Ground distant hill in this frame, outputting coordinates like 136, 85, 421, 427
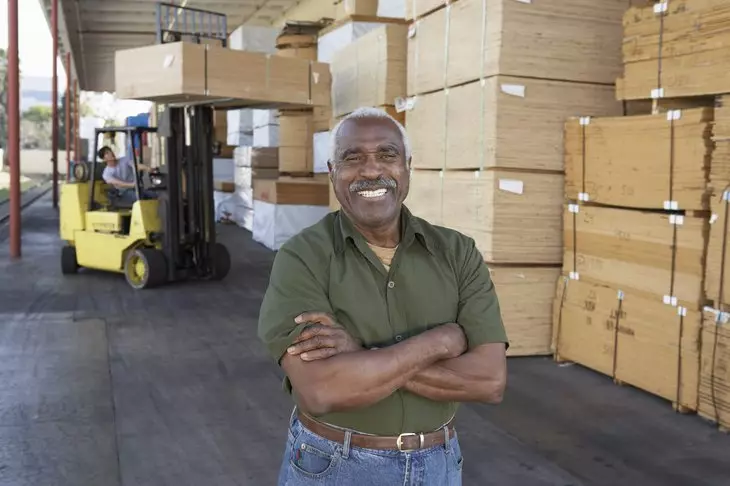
21, 76, 57, 112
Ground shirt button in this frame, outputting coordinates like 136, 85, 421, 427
387, 281, 395, 289
395, 335, 403, 342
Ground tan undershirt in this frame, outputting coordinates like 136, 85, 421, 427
367, 243, 398, 271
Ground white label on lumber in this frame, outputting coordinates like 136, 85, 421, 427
578, 192, 590, 202
500, 84, 525, 98
663, 200, 679, 210
617, 290, 624, 301
312, 72, 320, 84
568, 204, 579, 214
408, 23, 417, 38
651, 88, 665, 99
514, 0, 532, 3
498, 179, 524, 195
663, 295, 678, 307
579, 116, 591, 126
724, 190, 730, 201
163, 54, 175, 68
396, 96, 417, 112
677, 306, 687, 317
666, 110, 682, 121
654, 1, 668, 14
569, 272, 580, 281
710, 214, 718, 224
669, 215, 684, 225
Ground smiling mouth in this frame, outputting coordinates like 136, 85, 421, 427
357, 188, 389, 198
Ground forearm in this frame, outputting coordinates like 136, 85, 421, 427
287, 329, 452, 415
403, 348, 506, 403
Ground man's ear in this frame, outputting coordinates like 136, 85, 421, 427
406, 156, 412, 172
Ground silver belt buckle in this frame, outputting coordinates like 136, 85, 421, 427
396, 432, 424, 451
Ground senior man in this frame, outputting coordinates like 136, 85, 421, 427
258, 107, 508, 485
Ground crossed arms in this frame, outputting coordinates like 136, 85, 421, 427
257, 240, 508, 417
281, 313, 507, 416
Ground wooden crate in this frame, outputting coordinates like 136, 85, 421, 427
405, 76, 621, 171
618, 0, 730, 100
491, 265, 561, 357
279, 111, 314, 173
253, 176, 330, 205
115, 42, 331, 108
331, 24, 407, 118
564, 108, 714, 210
553, 277, 702, 411
563, 203, 708, 309
407, 169, 564, 264
406, 0, 628, 96
698, 308, 730, 430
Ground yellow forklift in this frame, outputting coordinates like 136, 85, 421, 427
59, 106, 231, 289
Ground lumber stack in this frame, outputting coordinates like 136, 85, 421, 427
553, 0, 730, 429
617, 0, 730, 100
556, 107, 713, 413
402, 0, 632, 356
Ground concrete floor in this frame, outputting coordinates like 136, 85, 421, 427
0, 193, 728, 486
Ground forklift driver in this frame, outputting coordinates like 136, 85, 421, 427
99, 146, 157, 204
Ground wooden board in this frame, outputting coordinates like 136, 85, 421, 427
618, 0, 730, 100
563, 203, 708, 309
407, 169, 564, 264
405, 76, 621, 171
115, 42, 206, 102
331, 24, 407, 118
698, 308, 730, 430
553, 277, 702, 411
406, 0, 446, 20
335, 0, 379, 19
564, 108, 714, 210
115, 42, 331, 109
253, 176, 329, 206
278, 111, 314, 173
491, 265, 561, 357
407, 0, 629, 96
234, 147, 279, 169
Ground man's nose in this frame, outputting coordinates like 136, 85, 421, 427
359, 154, 384, 177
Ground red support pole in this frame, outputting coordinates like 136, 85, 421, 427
8, 0, 20, 259
65, 53, 71, 181
74, 80, 79, 164
51, 0, 59, 208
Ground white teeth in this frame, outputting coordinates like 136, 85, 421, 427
358, 188, 388, 198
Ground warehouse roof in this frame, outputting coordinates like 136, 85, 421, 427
36, 0, 299, 93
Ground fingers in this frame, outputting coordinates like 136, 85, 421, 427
292, 324, 335, 344
295, 311, 337, 327
287, 334, 335, 356
300, 347, 339, 361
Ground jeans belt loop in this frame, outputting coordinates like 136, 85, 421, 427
342, 429, 352, 459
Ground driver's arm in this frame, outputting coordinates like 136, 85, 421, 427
136, 163, 152, 173
103, 175, 136, 189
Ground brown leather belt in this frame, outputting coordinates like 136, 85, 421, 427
297, 411, 454, 452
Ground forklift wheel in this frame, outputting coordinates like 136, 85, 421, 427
211, 242, 231, 281
124, 248, 168, 290
61, 246, 79, 275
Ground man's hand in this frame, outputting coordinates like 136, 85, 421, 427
286, 312, 363, 361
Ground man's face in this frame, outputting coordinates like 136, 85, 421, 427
329, 117, 410, 229
103, 151, 117, 167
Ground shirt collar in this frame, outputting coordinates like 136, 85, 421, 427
333, 205, 435, 256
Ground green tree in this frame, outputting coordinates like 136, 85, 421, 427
21, 105, 52, 124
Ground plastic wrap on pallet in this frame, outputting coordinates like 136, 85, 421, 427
254, 125, 280, 147
317, 21, 385, 63
313, 131, 330, 173
226, 109, 254, 146
378, 0, 406, 18
228, 25, 279, 53
252, 200, 330, 250
213, 157, 235, 182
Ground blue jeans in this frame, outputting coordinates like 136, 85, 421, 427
277, 411, 463, 486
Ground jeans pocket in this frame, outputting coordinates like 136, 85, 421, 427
449, 435, 464, 472
289, 433, 338, 479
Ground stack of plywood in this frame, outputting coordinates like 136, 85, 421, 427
703, 96, 730, 430
617, 0, 730, 101
555, 106, 716, 414
402, 0, 631, 356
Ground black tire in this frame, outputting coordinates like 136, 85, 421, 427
211, 242, 231, 281
61, 246, 78, 275
124, 248, 168, 290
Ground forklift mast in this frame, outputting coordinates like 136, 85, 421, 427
158, 105, 217, 282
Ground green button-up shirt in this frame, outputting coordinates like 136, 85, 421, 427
257, 206, 508, 436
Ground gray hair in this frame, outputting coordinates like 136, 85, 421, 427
328, 106, 412, 163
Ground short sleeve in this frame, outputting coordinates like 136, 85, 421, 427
101, 166, 113, 184
455, 237, 509, 350
257, 244, 334, 364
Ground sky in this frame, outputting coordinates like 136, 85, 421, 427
0, 0, 67, 84
0, 0, 151, 120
